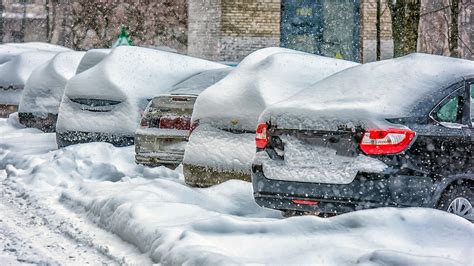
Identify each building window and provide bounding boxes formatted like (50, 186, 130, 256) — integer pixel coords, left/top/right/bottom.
(281, 0, 360, 62)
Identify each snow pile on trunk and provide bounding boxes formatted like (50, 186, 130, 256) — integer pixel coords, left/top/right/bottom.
(57, 46, 226, 135)
(75, 49, 111, 74)
(0, 51, 59, 105)
(261, 53, 474, 130)
(18, 51, 86, 114)
(0, 115, 472, 265)
(191, 47, 359, 131)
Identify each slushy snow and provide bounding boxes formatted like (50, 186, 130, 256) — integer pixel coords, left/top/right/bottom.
(0, 114, 472, 265)
(18, 51, 86, 114)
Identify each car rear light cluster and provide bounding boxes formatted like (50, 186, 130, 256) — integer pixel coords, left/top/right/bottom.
(189, 120, 199, 135)
(359, 128, 416, 155)
(256, 123, 268, 149)
(140, 116, 191, 130)
(140, 117, 149, 128)
(159, 116, 191, 130)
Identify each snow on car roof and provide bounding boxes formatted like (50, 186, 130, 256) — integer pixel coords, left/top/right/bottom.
(261, 53, 474, 129)
(0, 50, 59, 88)
(169, 67, 233, 96)
(0, 42, 69, 65)
(75, 49, 111, 74)
(3, 42, 71, 52)
(65, 46, 226, 102)
(191, 47, 359, 130)
(19, 51, 86, 114)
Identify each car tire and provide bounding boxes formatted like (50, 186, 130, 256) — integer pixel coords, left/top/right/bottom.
(437, 181, 473, 222)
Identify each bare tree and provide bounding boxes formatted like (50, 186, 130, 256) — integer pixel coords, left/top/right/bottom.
(417, 0, 471, 58)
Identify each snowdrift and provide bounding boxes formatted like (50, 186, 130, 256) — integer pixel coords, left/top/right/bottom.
(0, 51, 59, 105)
(19, 51, 85, 114)
(57, 46, 226, 136)
(0, 116, 472, 265)
(261, 53, 474, 130)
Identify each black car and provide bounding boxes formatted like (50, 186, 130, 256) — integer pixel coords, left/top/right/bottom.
(252, 54, 474, 221)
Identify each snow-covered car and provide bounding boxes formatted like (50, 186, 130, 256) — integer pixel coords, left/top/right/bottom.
(56, 46, 226, 148)
(252, 54, 474, 220)
(183, 47, 359, 187)
(18, 51, 85, 132)
(0, 50, 60, 117)
(0, 42, 70, 64)
(135, 67, 232, 168)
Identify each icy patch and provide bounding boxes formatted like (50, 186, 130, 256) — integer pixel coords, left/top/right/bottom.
(257, 136, 387, 184)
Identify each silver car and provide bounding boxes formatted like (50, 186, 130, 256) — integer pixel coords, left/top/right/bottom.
(135, 68, 231, 168)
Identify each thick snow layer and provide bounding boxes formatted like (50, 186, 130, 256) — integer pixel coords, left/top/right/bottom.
(0, 42, 70, 64)
(18, 51, 85, 114)
(57, 46, 226, 135)
(0, 51, 58, 105)
(261, 53, 474, 130)
(254, 135, 388, 184)
(183, 124, 255, 173)
(191, 47, 359, 131)
(0, 115, 473, 265)
(75, 49, 111, 74)
(169, 67, 232, 96)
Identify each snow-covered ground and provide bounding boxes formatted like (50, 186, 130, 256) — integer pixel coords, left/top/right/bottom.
(0, 113, 473, 265)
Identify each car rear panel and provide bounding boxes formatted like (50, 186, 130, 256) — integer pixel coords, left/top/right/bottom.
(258, 128, 388, 184)
(135, 95, 196, 167)
(252, 125, 437, 213)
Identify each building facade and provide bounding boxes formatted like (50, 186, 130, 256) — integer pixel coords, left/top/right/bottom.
(188, 0, 394, 62)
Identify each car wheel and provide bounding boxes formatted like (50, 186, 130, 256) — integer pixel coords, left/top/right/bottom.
(438, 182, 473, 222)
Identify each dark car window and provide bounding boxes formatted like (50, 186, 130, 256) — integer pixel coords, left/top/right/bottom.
(436, 96, 462, 123)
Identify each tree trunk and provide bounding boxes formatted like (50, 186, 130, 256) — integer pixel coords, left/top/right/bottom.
(388, 0, 421, 57)
(449, 0, 459, 57)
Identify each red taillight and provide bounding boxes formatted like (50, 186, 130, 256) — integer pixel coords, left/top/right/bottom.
(140, 117, 149, 128)
(189, 120, 199, 135)
(359, 128, 416, 155)
(292, 199, 319, 205)
(256, 123, 268, 149)
(159, 116, 191, 130)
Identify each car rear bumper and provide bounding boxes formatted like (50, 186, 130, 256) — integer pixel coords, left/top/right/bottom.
(135, 152, 183, 168)
(56, 131, 134, 148)
(18, 112, 58, 132)
(183, 163, 251, 188)
(252, 164, 437, 214)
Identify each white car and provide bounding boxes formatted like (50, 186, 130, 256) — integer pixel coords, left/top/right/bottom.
(183, 47, 359, 187)
(0, 50, 60, 117)
(18, 51, 86, 132)
(56, 46, 226, 147)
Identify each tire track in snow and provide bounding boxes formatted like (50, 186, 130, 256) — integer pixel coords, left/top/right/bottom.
(0, 171, 153, 265)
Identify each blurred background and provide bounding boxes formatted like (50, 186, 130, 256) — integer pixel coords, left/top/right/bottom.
(0, 0, 471, 62)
